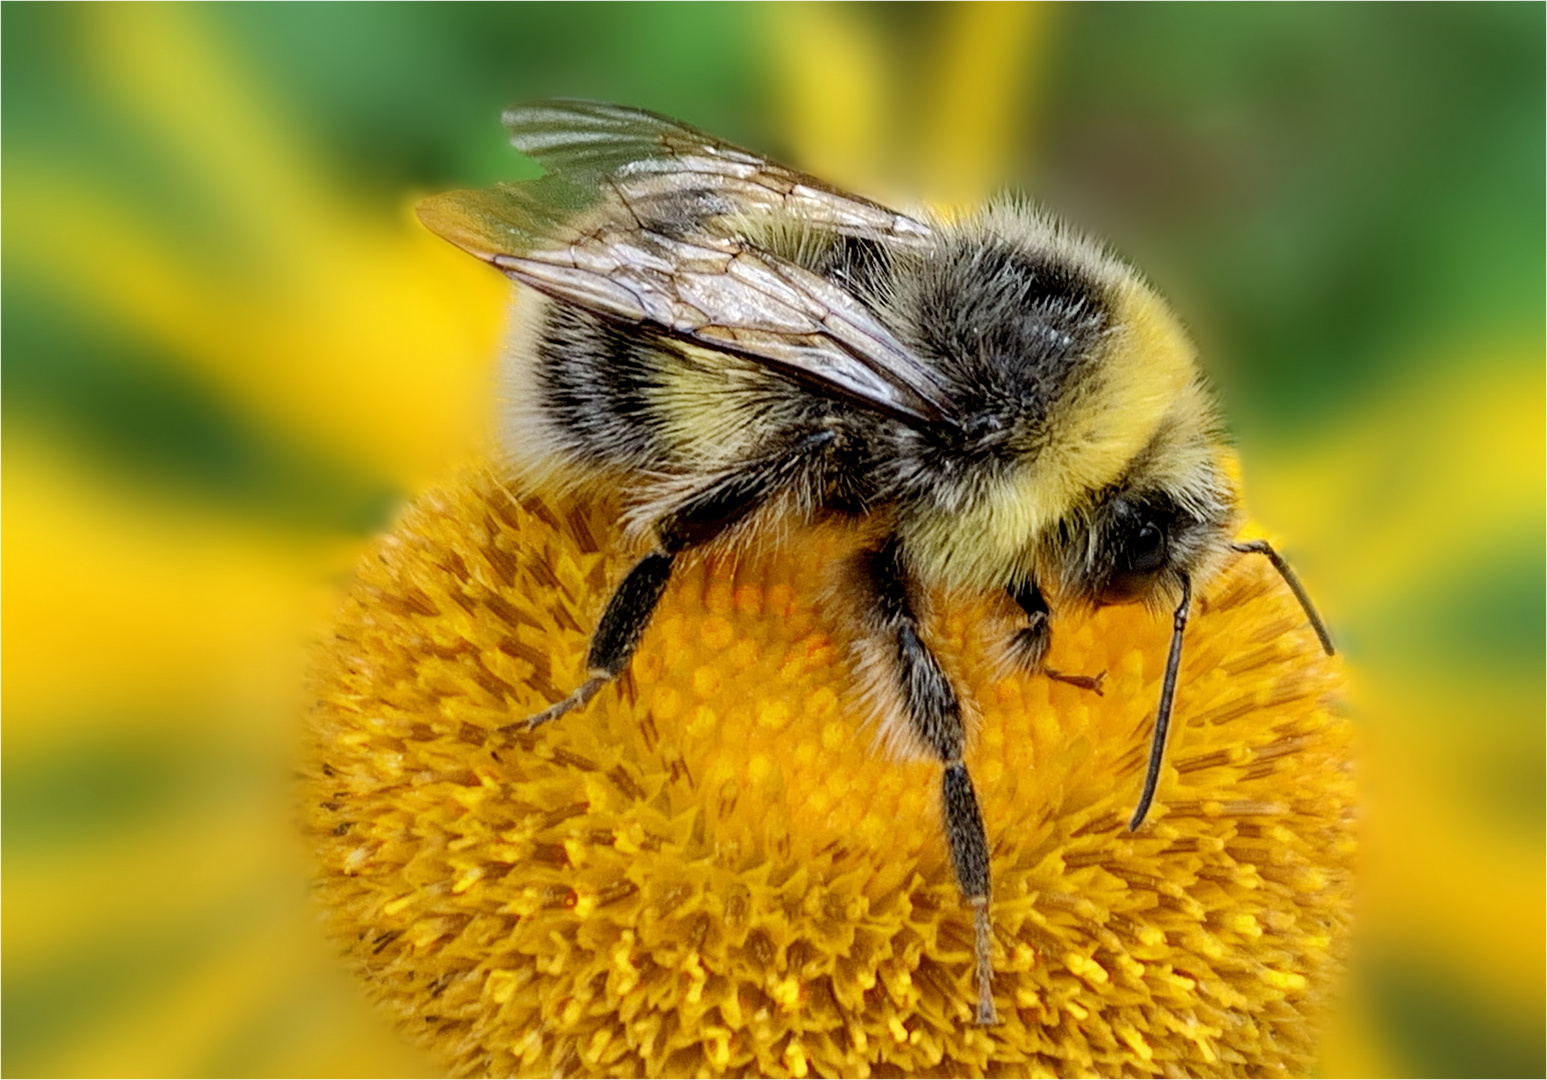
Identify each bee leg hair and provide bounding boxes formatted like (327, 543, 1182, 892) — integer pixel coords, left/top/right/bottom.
(1007, 580, 1105, 693)
(509, 434, 835, 732)
(857, 537, 998, 1025)
(945, 763, 997, 1028)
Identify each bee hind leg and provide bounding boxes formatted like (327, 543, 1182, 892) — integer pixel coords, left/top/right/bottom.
(1006, 580, 1105, 694)
(507, 432, 835, 733)
(504, 549, 677, 732)
(856, 537, 998, 1025)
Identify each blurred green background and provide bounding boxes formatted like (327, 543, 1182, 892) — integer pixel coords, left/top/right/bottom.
(4, 3, 1541, 1076)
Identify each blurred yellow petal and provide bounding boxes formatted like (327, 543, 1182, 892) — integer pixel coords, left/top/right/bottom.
(1, 440, 342, 732)
(1247, 358, 1543, 620)
(40, 902, 432, 1079)
(919, 2, 1053, 208)
(1360, 700, 1543, 988)
(13, 4, 507, 487)
(763, 4, 891, 196)
(1245, 355, 1544, 1074)
(763, 3, 1052, 206)
(80, 2, 354, 282)
(2, 439, 437, 1078)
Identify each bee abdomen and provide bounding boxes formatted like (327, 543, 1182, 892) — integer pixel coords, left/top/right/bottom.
(534, 304, 669, 467)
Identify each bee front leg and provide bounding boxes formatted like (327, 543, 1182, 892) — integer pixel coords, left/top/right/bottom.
(1007, 580, 1104, 693)
(855, 537, 997, 1025)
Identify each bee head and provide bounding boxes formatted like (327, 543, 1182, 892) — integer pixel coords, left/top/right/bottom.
(1040, 398, 1239, 613)
(1089, 490, 1213, 606)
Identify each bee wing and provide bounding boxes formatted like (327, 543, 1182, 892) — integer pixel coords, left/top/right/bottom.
(501, 99, 933, 243)
(417, 100, 956, 425)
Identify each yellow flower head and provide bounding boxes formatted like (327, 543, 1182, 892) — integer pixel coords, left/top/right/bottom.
(305, 464, 1353, 1078)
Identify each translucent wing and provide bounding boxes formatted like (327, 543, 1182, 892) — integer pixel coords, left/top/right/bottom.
(501, 99, 933, 242)
(417, 100, 956, 425)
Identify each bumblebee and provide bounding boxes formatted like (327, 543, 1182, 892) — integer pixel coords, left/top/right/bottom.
(418, 100, 1333, 1026)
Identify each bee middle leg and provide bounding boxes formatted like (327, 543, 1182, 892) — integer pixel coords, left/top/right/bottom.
(855, 537, 998, 1025)
(1007, 580, 1104, 693)
(511, 433, 834, 732)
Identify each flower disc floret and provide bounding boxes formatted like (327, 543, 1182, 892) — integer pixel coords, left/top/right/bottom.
(305, 464, 1353, 1078)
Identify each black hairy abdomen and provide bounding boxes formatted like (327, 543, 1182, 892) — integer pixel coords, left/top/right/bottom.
(537, 304, 667, 466)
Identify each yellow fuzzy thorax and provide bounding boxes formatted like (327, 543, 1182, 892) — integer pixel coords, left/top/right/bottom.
(305, 463, 1353, 1078)
(902, 278, 1200, 591)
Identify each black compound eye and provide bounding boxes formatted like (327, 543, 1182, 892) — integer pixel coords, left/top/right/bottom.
(1096, 512, 1171, 605)
(1129, 522, 1167, 573)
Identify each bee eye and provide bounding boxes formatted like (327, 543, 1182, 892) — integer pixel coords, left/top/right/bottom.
(1096, 513, 1171, 605)
(1130, 523, 1166, 573)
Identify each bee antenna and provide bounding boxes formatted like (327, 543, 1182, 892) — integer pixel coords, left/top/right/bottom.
(1129, 575, 1191, 831)
(1231, 539, 1335, 656)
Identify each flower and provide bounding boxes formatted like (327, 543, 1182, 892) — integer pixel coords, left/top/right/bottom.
(7, 5, 1537, 1076)
(305, 463, 1352, 1078)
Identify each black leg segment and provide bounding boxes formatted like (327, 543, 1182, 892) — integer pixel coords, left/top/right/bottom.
(1006, 579, 1104, 692)
(1006, 579, 1052, 672)
(509, 549, 679, 732)
(854, 536, 998, 1024)
(944, 763, 997, 1025)
(857, 538, 965, 760)
(586, 551, 676, 676)
(943, 764, 990, 899)
(511, 433, 833, 732)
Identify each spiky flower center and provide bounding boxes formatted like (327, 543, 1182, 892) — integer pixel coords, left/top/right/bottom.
(306, 465, 1353, 1078)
